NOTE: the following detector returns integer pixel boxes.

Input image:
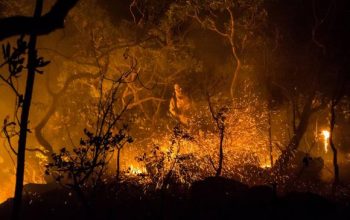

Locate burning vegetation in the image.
[0,0,350,219]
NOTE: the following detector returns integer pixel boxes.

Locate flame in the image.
[0,150,47,204]
[0,179,13,203]
[322,130,330,153]
[128,165,146,175]
[260,163,271,169]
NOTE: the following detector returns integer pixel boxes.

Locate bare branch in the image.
[0,0,79,40]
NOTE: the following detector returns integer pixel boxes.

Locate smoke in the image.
[0,0,349,202]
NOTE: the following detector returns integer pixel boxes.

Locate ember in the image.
[128,165,147,175]
[322,130,330,153]
[0,0,349,219]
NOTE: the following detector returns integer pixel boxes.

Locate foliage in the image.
[136,125,202,188]
[45,52,136,210]
[1,0,349,207]
[46,126,132,189]
[0,35,50,204]
[0,35,49,127]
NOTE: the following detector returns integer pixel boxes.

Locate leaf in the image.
[127,136,134,143]
[15,65,23,74]
[39,60,51,68]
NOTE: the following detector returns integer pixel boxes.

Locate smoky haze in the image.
[0,0,349,211]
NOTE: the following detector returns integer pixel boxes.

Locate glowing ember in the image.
[260,163,272,169]
[322,130,330,153]
[128,165,146,175]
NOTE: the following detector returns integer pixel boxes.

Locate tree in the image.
[184,0,267,98]
[328,73,347,189]
[136,124,195,189]
[0,1,48,218]
[0,0,79,218]
[269,0,349,182]
[31,0,182,160]
[12,2,46,219]
[45,54,136,215]
[0,0,79,40]
[207,94,228,177]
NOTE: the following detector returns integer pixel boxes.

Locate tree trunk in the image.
[11,1,43,219]
[215,130,224,177]
[229,40,241,98]
[273,93,314,175]
[207,95,226,177]
[116,148,121,182]
[330,101,340,188]
[34,102,55,157]
[35,71,101,163]
[34,103,55,183]
[268,109,274,167]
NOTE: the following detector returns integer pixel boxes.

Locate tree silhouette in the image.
[184,0,267,98]
[207,94,228,177]
[0,0,79,40]
[0,0,79,219]
[329,73,347,190]
[45,53,137,215]
[11,2,45,219]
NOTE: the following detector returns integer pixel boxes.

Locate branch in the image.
[26,147,47,155]
[207,93,218,121]
[127,97,166,109]
[0,74,22,97]
[312,0,333,55]
[0,0,79,40]
[34,71,100,156]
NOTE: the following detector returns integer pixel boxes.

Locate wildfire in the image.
[322,130,330,153]
[260,163,272,169]
[128,165,146,175]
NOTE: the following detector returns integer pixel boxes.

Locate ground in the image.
[1,176,349,220]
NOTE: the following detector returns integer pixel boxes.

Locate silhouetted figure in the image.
[169,84,191,125]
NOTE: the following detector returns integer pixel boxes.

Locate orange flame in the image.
[322,130,330,153]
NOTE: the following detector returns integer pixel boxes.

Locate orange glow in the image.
[322,130,330,153]
[0,182,13,203]
[260,162,272,169]
[128,165,146,175]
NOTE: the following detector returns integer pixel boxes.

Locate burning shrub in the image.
[46,127,131,185]
[45,126,132,210]
[136,125,204,189]
[45,52,138,211]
